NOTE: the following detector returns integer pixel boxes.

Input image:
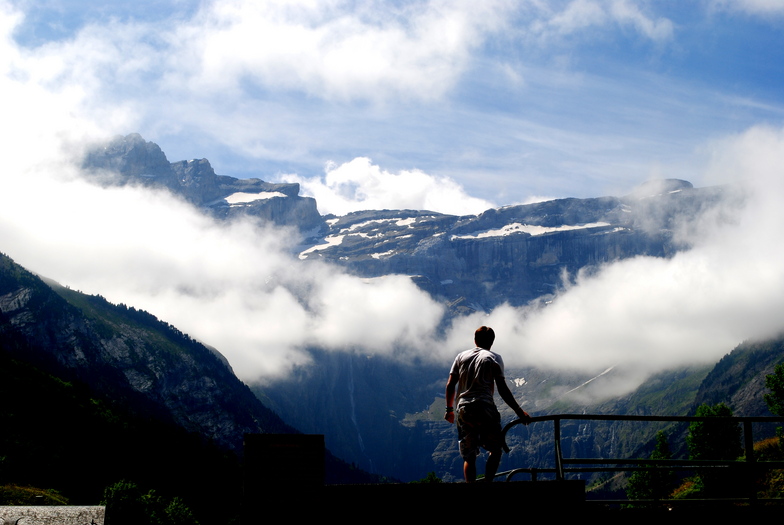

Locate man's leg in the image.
[464,456,477,483]
[484,449,501,482]
[481,404,504,482]
[457,404,480,483]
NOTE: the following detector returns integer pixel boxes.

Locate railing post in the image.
[554,417,564,481]
[501,413,783,500]
[744,420,756,504]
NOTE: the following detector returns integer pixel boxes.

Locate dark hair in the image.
[474,326,495,350]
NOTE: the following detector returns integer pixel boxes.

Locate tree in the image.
[687,403,742,497]
[626,431,676,502]
[764,363,784,417]
[687,403,742,461]
[102,480,199,525]
[409,471,443,484]
[765,363,784,447]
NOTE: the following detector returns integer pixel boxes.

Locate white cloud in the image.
[161,0,514,103]
[283,157,495,216]
[305,273,444,354]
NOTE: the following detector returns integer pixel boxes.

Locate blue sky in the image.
[5,0,784,212]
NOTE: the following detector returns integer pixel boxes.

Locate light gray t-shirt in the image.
[449,347,505,406]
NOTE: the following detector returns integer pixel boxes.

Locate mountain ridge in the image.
[0,251,295,452]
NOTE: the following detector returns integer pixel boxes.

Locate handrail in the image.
[501,414,784,492]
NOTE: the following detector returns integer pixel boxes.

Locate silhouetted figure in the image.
[444,326,531,482]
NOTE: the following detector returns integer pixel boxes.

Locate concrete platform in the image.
[0,506,104,524]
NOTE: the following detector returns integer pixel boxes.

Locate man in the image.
[444,326,531,483]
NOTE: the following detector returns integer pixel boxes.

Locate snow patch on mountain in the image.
[345,218,400,231]
[371,250,396,259]
[299,235,346,259]
[226,191,287,204]
[451,222,612,240]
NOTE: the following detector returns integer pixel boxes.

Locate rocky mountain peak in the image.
[82,134,325,232]
[84,133,174,184]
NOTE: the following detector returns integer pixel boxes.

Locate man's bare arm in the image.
[495,374,531,424]
[445,373,458,424]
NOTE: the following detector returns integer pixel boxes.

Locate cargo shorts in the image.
[456,399,502,460]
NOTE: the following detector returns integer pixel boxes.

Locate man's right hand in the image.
[445,411,455,424]
[517,410,532,425]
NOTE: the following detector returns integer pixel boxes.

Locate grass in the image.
[0,485,69,506]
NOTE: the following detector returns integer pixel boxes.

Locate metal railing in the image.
[500,414,784,502]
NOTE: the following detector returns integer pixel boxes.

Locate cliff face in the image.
[298,185,716,310]
[0,252,294,453]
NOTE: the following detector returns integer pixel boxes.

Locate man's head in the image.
[474,326,495,350]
